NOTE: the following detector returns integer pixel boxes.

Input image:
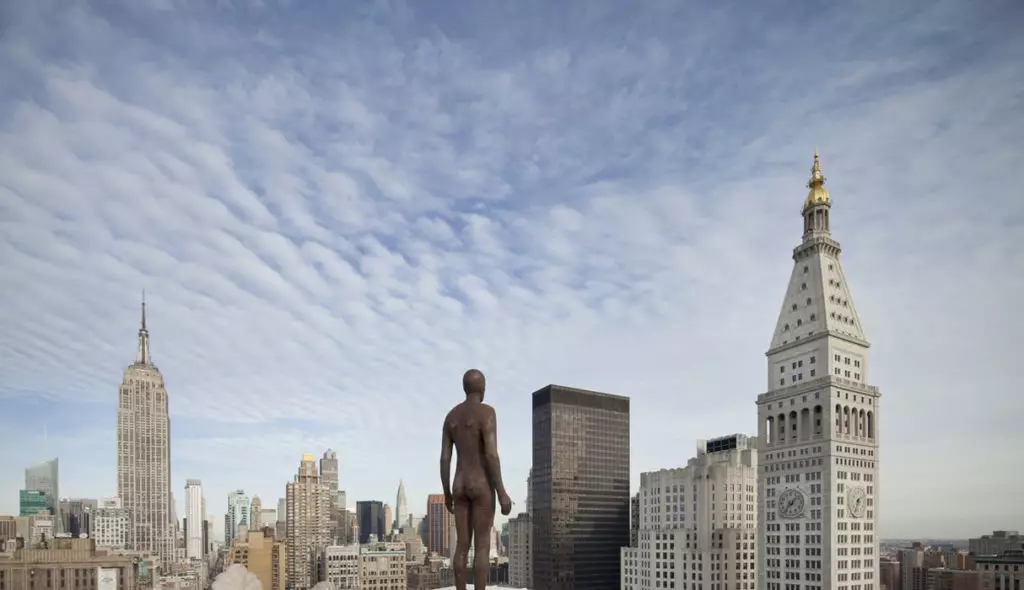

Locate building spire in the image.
[802,149,831,211]
[136,291,151,365]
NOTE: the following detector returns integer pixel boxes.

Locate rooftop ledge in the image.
[758,375,879,403]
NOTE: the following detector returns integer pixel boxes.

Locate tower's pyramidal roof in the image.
[768,152,868,352]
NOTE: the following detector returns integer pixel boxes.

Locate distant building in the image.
[285,454,331,590]
[970,531,1023,557]
[507,513,532,589]
[629,493,639,548]
[532,384,630,590]
[975,550,1024,590]
[92,497,130,550]
[60,498,97,538]
[899,545,926,590]
[395,481,409,532]
[356,501,386,544]
[407,555,446,590]
[880,557,900,590]
[19,489,49,517]
[116,296,174,567]
[622,434,758,590]
[321,544,359,590]
[225,490,250,547]
[250,496,263,530]
[926,567,980,590]
[25,459,60,530]
[359,541,406,590]
[426,494,451,555]
[227,529,285,590]
[319,450,340,542]
[184,480,204,559]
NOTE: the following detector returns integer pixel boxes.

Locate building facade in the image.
[92,497,130,550]
[356,501,386,545]
[395,480,409,532]
[25,459,60,531]
[622,434,758,590]
[756,153,882,590]
[970,531,1023,557]
[285,454,331,590]
[426,494,451,556]
[975,551,1024,590]
[630,493,640,548]
[358,542,407,590]
[322,544,359,590]
[225,490,250,547]
[508,513,533,589]
[250,496,263,530]
[116,296,174,568]
[0,538,139,590]
[60,498,98,538]
[319,450,340,543]
[226,529,286,590]
[184,480,204,559]
[532,384,631,590]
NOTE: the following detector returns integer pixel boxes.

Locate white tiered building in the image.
[757,153,881,590]
[116,295,175,568]
[621,434,759,590]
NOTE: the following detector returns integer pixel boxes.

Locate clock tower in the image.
[756,152,881,590]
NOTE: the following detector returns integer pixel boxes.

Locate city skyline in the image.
[1,0,1022,540]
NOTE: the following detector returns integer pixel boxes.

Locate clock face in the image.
[778,488,806,519]
[847,486,867,518]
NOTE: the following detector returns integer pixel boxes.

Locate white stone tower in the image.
[756,152,881,590]
[185,479,204,559]
[116,293,174,569]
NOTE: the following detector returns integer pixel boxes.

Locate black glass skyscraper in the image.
[531,385,630,590]
[356,500,385,544]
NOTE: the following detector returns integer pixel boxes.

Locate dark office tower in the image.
[531,385,630,590]
[355,501,385,544]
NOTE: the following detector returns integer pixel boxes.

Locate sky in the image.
[0,0,1022,541]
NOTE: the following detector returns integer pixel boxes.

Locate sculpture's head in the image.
[463,368,486,400]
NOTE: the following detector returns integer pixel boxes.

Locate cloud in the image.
[212,565,261,590]
[0,0,1022,539]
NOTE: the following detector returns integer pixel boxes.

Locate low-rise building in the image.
[360,541,406,590]
[322,544,359,590]
[0,537,140,590]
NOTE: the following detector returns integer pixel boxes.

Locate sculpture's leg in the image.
[453,499,473,590]
[472,492,496,590]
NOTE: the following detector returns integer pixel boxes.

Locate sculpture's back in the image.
[440,369,513,590]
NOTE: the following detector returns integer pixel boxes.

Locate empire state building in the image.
[116,294,174,568]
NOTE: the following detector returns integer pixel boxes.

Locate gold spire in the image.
[804,149,830,210]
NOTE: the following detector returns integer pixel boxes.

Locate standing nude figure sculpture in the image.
[441,369,513,590]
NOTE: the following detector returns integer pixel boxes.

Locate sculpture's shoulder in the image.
[477,403,497,422]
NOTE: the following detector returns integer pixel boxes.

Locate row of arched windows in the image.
[764,404,875,445]
[835,404,874,439]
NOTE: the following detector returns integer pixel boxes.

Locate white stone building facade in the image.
[322,544,360,590]
[184,480,204,559]
[508,513,532,589]
[359,541,406,590]
[93,497,130,550]
[756,153,881,590]
[621,434,758,590]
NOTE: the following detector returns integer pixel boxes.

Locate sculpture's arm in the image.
[482,407,508,499]
[440,416,454,501]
